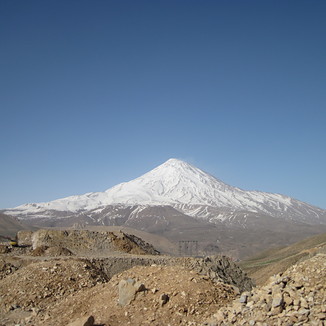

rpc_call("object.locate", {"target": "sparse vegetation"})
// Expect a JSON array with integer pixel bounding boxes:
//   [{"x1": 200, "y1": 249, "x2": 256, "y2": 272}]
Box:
[{"x1": 240, "y1": 232, "x2": 326, "y2": 285}]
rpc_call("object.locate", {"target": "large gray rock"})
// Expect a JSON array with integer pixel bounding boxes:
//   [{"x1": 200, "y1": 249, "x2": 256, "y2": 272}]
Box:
[{"x1": 118, "y1": 278, "x2": 146, "y2": 306}]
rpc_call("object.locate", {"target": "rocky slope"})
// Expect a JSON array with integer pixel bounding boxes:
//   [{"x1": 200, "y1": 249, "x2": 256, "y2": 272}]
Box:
[
  {"x1": 205, "y1": 253, "x2": 326, "y2": 326},
  {"x1": 1, "y1": 252, "x2": 324, "y2": 326}
]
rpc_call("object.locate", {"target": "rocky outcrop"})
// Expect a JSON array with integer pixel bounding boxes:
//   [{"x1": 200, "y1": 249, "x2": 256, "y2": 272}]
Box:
[
  {"x1": 205, "y1": 254, "x2": 326, "y2": 326},
  {"x1": 180, "y1": 255, "x2": 253, "y2": 292},
  {"x1": 30, "y1": 245, "x2": 74, "y2": 257}
]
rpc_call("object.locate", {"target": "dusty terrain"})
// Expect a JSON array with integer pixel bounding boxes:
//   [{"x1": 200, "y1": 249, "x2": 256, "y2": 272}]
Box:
[
  {"x1": 27, "y1": 264, "x2": 237, "y2": 326},
  {"x1": 0, "y1": 229, "x2": 325, "y2": 326},
  {"x1": 0, "y1": 229, "x2": 252, "y2": 325}
]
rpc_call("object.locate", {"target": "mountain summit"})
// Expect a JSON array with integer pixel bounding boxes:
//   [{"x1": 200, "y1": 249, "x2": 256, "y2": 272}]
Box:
[
  {"x1": 4, "y1": 158, "x2": 326, "y2": 225},
  {"x1": 104, "y1": 158, "x2": 236, "y2": 206}
]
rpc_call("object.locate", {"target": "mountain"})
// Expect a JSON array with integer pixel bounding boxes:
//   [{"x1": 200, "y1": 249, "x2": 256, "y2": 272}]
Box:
[
  {"x1": 4, "y1": 158, "x2": 326, "y2": 225},
  {"x1": 2, "y1": 158, "x2": 326, "y2": 258},
  {"x1": 0, "y1": 213, "x2": 36, "y2": 240}
]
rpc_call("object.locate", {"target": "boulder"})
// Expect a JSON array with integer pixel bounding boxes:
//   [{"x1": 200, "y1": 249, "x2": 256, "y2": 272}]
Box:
[{"x1": 118, "y1": 278, "x2": 145, "y2": 306}]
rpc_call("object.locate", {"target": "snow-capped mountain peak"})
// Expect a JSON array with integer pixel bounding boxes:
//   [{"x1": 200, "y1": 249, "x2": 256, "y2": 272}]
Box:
[
  {"x1": 4, "y1": 159, "x2": 326, "y2": 225},
  {"x1": 103, "y1": 158, "x2": 235, "y2": 206}
]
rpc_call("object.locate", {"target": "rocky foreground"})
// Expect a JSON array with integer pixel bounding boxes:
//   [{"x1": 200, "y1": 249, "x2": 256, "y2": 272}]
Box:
[
  {"x1": 0, "y1": 229, "x2": 325, "y2": 326},
  {"x1": 205, "y1": 254, "x2": 326, "y2": 326},
  {"x1": 0, "y1": 253, "x2": 252, "y2": 326}
]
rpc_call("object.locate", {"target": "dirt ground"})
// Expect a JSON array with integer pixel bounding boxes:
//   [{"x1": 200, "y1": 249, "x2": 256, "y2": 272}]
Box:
[
  {"x1": 1, "y1": 232, "x2": 325, "y2": 326},
  {"x1": 0, "y1": 260, "x2": 236, "y2": 326}
]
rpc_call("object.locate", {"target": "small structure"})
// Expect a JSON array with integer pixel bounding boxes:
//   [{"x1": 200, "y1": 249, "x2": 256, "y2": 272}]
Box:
[{"x1": 178, "y1": 240, "x2": 198, "y2": 256}]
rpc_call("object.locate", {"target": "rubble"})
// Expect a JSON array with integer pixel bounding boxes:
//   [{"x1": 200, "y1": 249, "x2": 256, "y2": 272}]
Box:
[
  {"x1": 0, "y1": 259, "x2": 108, "y2": 314},
  {"x1": 204, "y1": 253, "x2": 326, "y2": 326},
  {"x1": 31, "y1": 265, "x2": 238, "y2": 326},
  {"x1": 1, "y1": 228, "x2": 324, "y2": 326},
  {"x1": 22, "y1": 229, "x2": 160, "y2": 256}
]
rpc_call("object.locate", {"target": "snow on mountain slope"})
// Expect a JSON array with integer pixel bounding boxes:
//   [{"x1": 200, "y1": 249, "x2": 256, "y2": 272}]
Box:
[{"x1": 4, "y1": 158, "x2": 326, "y2": 224}]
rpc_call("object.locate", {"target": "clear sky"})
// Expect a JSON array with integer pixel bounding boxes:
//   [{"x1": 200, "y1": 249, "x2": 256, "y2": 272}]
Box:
[{"x1": 1, "y1": 0, "x2": 325, "y2": 209}]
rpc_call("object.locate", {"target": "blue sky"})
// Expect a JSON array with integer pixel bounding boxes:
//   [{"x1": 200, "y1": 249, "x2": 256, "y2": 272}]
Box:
[{"x1": 1, "y1": 0, "x2": 325, "y2": 209}]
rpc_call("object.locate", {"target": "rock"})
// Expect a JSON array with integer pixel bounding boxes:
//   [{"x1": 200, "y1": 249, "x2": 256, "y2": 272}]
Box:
[
  {"x1": 67, "y1": 315, "x2": 95, "y2": 326},
  {"x1": 298, "y1": 308, "x2": 310, "y2": 316},
  {"x1": 118, "y1": 278, "x2": 145, "y2": 306},
  {"x1": 316, "y1": 312, "x2": 326, "y2": 320},
  {"x1": 270, "y1": 306, "x2": 283, "y2": 315},
  {"x1": 271, "y1": 293, "x2": 283, "y2": 308},
  {"x1": 203, "y1": 254, "x2": 326, "y2": 326},
  {"x1": 300, "y1": 298, "x2": 309, "y2": 309},
  {"x1": 239, "y1": 292, "x2": 249, "y2": 303},
  {"x1": 160, "y1": 293, "x2": 169, "y2": 306}
]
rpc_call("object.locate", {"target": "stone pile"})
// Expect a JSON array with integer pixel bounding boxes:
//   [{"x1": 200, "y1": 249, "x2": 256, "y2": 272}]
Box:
[{"x1": 205, "y1": 254, "x2": 326, "y2": 326}]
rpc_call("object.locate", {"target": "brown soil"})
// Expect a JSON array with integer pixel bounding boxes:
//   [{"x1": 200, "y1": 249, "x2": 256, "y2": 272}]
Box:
[
  {"x1": 30, "y1": 245, "x2": 74, "y2": 257},
  {"x1": 0, "y1": 259, "x2": 108, "y2": 317},
  {"x1": 1, "y1": 231, "x2": 325, "y2": 326},
  {"x1": 31, "y1": 265, "x2": 237, "y2": 326}
]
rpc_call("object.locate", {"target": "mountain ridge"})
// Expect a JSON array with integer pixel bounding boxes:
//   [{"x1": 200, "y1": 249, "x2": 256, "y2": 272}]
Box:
[
  {"x1": 2, "y1": 158, "x2": 326, "y2": 259},
  {"x1": 4, "y1": 158, "x2": 326, "y2": 226}
]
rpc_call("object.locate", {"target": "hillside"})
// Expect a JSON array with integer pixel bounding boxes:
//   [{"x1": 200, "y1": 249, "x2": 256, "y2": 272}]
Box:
[
  {"x1": 206, "y1": 253, "x2": 326, "y2": 326},
  {"x1": 240, "y1": 232, "x2": 326, "y2": 285},
  {"x1": 0, "y1": 213, "x2": 35, "y2": 241}
]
